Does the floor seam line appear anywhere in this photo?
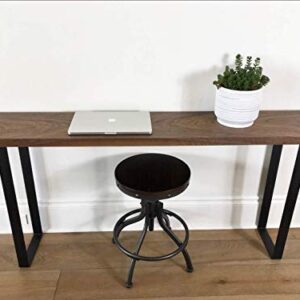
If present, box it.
[52,270,62,300]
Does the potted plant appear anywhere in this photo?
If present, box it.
[213,54,270,128]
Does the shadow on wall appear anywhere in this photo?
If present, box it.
[256,145,273,225]
[31,148,51,231]
[230,146,249,228]
[229,146,266,254]
[30,146,271,234]
[181,54,229,111]
[32,149,143,232]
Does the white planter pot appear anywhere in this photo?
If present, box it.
[214,87,262,128]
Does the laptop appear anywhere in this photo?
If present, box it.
[68,111,152,135]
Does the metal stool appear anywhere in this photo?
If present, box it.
[113,153,193,288]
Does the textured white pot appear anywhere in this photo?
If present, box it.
[214,87,263,128]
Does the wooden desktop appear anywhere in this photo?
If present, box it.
[0,111,299,267]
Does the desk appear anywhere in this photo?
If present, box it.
[0,111,299,267]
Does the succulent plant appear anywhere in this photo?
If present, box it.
[213,54,270,91]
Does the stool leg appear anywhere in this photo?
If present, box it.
[112,209,142,244]
[126,217,149,288]
[162,212,171,230]
[157,212,193,273]
[114,210,145,242]
[149,217,154,231]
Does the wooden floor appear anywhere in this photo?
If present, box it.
[1,229,300,300]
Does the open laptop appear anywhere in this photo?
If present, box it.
[68,111,152,135]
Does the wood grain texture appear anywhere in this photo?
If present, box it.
[0,111,300,146]
[0,270,60,300]
[54,264,300,299]
[1,230,300,299]
[1,230,300,272]
[108,296,300,300]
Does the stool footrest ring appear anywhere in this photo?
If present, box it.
[113,207,190,262]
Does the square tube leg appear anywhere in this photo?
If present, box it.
[19,147,43,235]
[258,145,283,229]
[0,147,29,266]
[273,146,300,258]
[0,147,42,267]
[258,144,300,259]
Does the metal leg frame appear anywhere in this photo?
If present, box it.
[0,147,43,267]
[126,215,149,288]
[157,209,193,272]
[258,144,300,259]
[113,201,193,287]
[162,211,171,230]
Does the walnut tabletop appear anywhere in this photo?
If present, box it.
[0,111,299,147]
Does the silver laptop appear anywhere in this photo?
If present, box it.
[68,111,152,135]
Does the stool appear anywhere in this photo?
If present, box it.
[113,153,193,288]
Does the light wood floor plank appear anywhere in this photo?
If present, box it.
[1,228,300,245]
[108,296,300,300]
[0,270,60,300]
[54,263,300,299]
[1,229,300,299]
[1,230,300,272]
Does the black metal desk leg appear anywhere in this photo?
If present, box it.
[0,147,42,267]
[258,144,300,259]
[258,145,283,229]
[19,147,43,263]
[19,148,43,235]
[0,147,29,266]
[273,146,300,258]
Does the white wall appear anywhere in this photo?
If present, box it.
[1,1,300,233]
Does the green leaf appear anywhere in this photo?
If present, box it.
[213,54,270,91]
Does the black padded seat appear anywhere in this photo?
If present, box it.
[115,153,191,201]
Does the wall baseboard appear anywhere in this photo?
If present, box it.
[1,196,299,234]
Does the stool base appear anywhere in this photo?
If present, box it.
[113,200,193,288]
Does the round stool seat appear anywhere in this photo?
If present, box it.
[115,153,190,200]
